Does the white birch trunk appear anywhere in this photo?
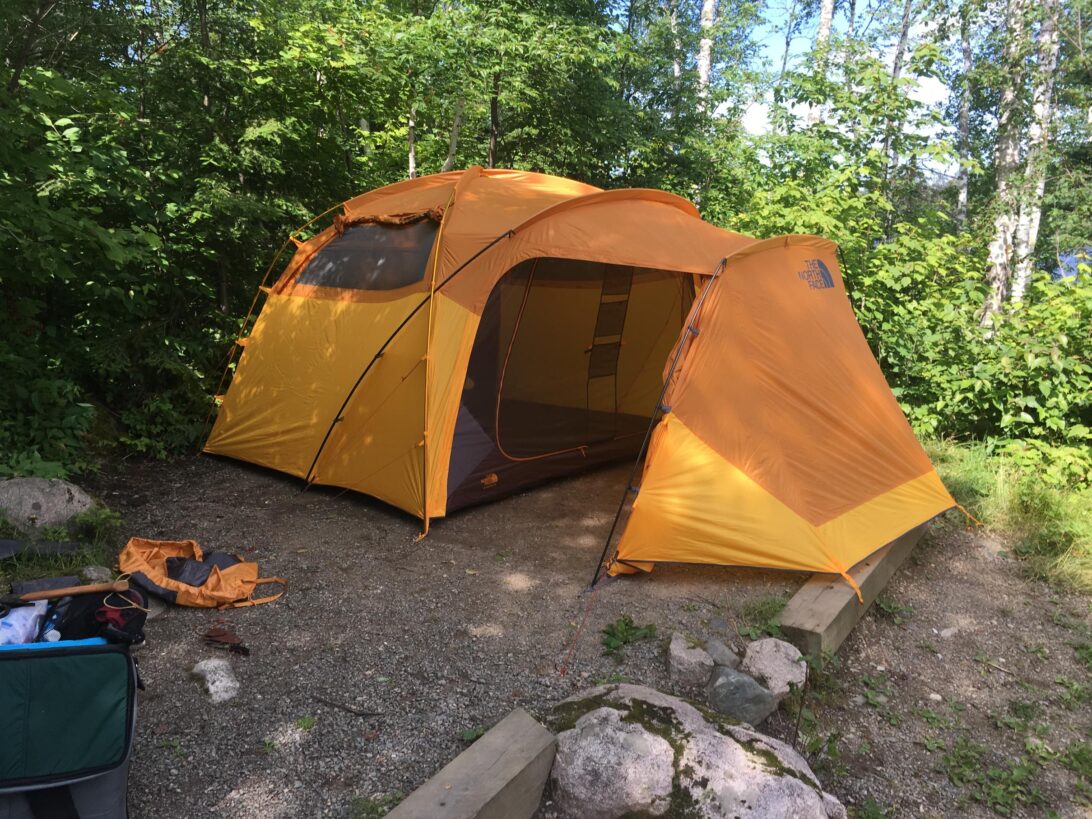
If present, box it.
[1010,0,1060,302]
[407,104,416,179]
[956,1,973,227]
[697,0,717,106]
[816,0,835,51]
[982,0,1030,323]
[806,0,836,123]
[669,0,681,79]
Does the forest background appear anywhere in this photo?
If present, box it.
[1,0,1088,585]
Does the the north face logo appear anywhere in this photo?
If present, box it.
[798,259,834,289]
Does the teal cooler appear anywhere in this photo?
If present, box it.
[0,639,137,819]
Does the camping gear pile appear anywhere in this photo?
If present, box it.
[0,576,145,819]
[0,537,283,818]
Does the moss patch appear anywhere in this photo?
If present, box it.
[738,738,821,793]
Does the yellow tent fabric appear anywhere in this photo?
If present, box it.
[608,236,955,581]
[205,168,952,583]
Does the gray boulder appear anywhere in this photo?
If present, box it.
[667,632,714,694]
[705,637,740,669]
[707,666,778,726]
[0,478,93,533]
[741,638,807,700]
[549,684,845,819]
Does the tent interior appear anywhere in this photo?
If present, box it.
[447,258,694,511]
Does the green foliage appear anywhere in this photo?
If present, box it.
[737,595,786,639]
[943,736,1045,815]
[874,596,912,625]
[929,440,1092,590]
[0,0,1086,536]
[69,505,123,550]
[460,725,487,743]
[294,716,317,731]
[600,614,657,656]
[350,792,403,819]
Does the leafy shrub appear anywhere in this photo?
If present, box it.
[601,614,657,656]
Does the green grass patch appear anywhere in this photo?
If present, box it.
[0,506,121,588]
[928,440,1092,591]
[738,594,787,639]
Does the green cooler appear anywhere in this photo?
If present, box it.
[0,639,138,819]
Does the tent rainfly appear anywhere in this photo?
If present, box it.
[205,167,955,588]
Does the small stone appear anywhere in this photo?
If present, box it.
[192,658,239,703]
[668,632,714,694]
[79,565,113,584]
[939,627,958,639]
[709,616,729,632]
[705,637,741,669]
[928,693,942,702]
[145,596,168,620]
[849,694,865,707]
[707,666,779,726]
[741,638,807,699]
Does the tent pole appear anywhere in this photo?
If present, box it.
[418,186,459,536]
[588,257,727,589]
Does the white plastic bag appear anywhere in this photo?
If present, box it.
[0,600,48,645]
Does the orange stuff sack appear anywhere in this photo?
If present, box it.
[118,538,286,609]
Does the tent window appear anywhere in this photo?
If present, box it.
[295,220,439,292]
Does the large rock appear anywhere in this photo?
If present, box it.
[707,666,778,726]
[741,638,807,700]
[0,478,93,533]
[550,705,675,817]
[549,684,846,819]
[667,632,714,694]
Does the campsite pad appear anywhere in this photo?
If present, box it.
[89,455,1089,818]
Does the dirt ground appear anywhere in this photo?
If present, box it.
[86,455,1089,818]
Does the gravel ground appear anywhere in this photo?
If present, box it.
[85,455,1089,818]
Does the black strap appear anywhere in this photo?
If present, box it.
[26,785,80,819]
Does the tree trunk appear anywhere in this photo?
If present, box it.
[407,103,416,179]
[7,0,56,96]
[218,263,230,314]
[1010,0,1060,302]
[668,0,681,79]
[956,1,973,227]
[805,0,836,123]
[487,72,499,169]
[778,0,799,83]
[440,96,464,173]
[846,0,857,40]
[198,0,210,110]
[982,0,1030,323]
[697,0,717,106]
[879,0,915,191]
[815,0,835,52]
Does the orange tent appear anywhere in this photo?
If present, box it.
[205,167,953,584]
